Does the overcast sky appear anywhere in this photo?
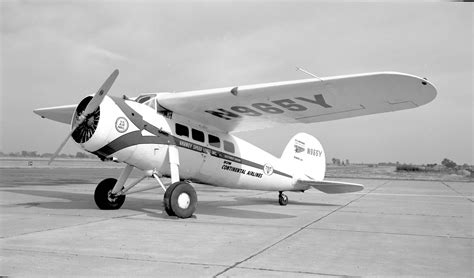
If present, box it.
[1,1,472,164]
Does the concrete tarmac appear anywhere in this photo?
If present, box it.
[0,168,472,277]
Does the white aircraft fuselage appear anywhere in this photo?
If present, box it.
[78,95,320,192]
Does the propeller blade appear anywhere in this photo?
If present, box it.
[48,129,73,165]
[83,69,119,116]
[48,69,119,165]
[47,115,87,165]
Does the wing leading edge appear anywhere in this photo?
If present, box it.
[156,72,437,133]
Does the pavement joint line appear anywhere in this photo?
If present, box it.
[344,197,473,206]
[441,181,473,203]
[0,212,146,239]
[235,265,358,277]
[121,216,302,228]
[213,180,390,277]
[336,209,467,218]
[2,247,228,269]
[353,192,470,198]
[304,226,473,240]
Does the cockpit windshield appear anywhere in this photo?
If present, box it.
[135,94,158,110]
[135,94,154,104]
[135,93,169,113]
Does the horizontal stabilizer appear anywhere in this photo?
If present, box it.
[297,179,364,194]
[34,105,76,124]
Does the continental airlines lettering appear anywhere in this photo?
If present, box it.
[205,94,332,120]
[222,161,263,178]
[177,138,276,178]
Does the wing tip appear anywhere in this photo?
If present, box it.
[368,71,438,106]
[33,108,46,117]
[32,105,76,124]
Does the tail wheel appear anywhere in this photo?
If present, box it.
[94,178,125,210]
[163,182,197,218]
[279,191,288,206]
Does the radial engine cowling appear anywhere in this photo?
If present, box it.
[71,95,130,155]
[72,96,100,144]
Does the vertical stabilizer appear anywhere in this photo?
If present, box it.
[280,133,326,181]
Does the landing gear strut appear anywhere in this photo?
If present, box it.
[161,145,197,218]
[278,191,288,206]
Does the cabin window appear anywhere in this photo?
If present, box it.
[192,129,205,142]
[175,123,189,137]
[208,134,220,148]
[224,140,235,153]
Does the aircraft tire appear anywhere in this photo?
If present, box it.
[94,178,126,210]
[163,182,180,216]
[278,192,288,206]
[164,182,197,218]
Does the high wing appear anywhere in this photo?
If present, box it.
[156,72,437,133]
[34,104,77,124]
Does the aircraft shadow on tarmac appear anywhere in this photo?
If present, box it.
[3,189,340,220]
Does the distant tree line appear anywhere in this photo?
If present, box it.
[330,157,472,170]
[396,158,473,176]
[331,158,350,166]
[0,150,96,159]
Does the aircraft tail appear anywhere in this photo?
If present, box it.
[280,133,363,193]
[280,132,326,181]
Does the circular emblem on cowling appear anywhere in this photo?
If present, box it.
[115,117,129,133]
[263,163,274,176]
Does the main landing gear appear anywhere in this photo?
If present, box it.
[94,178,126,210]
[93,176,198,218]
[163,181,197,218]
[279,191,288,206]
[93,146,197,218]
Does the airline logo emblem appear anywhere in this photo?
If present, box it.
[294,145,305,153]
[263,163,274,176]
[294,138,306,154]
[115,117,129,133]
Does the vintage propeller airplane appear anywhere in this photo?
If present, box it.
[34,69,436,218]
